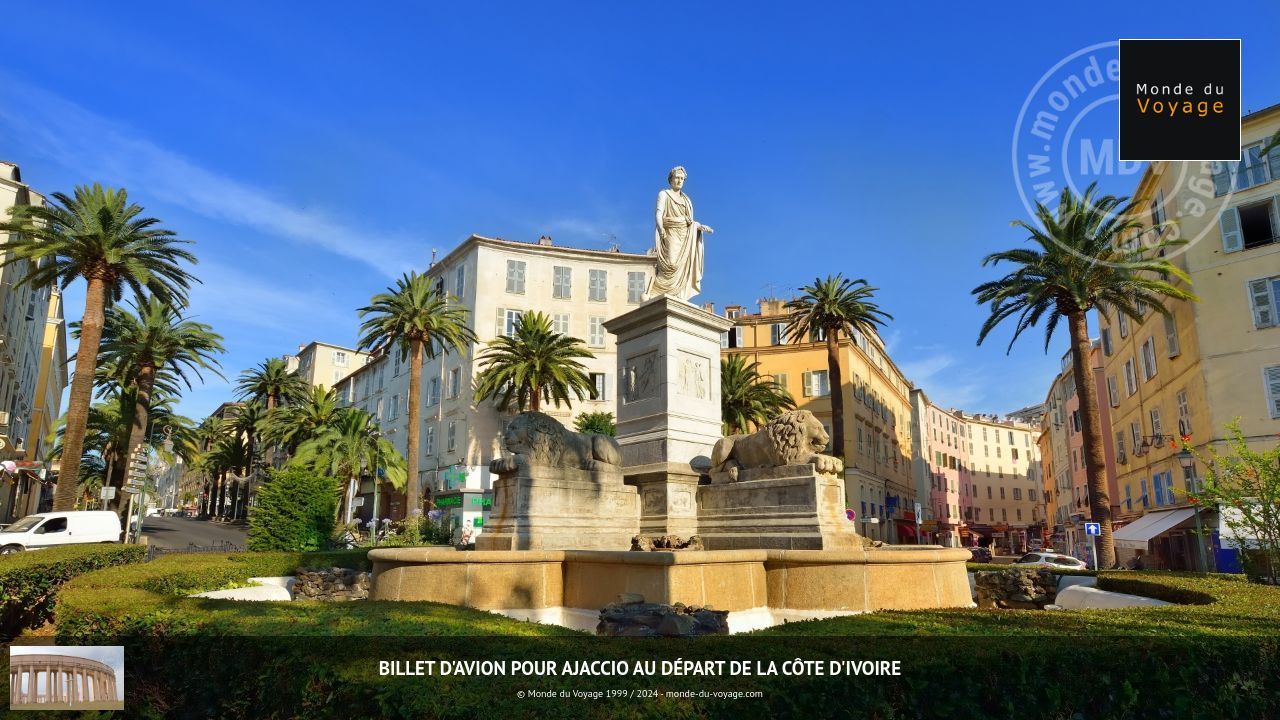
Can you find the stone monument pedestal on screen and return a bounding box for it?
[475,465,640,551]
[696,464,863,550]
[604,297,733,537]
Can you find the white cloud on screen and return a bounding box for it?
[0,76,414,277]
[186,261,353,336]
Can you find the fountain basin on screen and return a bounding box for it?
[369,545,972,631]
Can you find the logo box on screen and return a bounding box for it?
[1119,39,1240,161]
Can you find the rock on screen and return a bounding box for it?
[596,599,729,637]
[293,567,371,602]
[974,568,1058,610]
[630,534,704,551]
[618,593,646,605]
[657,613,699,637]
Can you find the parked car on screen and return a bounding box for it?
[1012,552,1088,570]
[969,547,993,563]
[0,511,123,553]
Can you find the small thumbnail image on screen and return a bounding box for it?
[9,645,124,711]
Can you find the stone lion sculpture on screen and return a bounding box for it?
[489,411,623,474]
[710,410,844,481]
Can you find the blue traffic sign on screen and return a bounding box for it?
[1085,522,1101,536]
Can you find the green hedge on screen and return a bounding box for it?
[50,558,1280,719]
[0,543,145,640]
[248,467,339,551]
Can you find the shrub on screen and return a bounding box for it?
[0,543,145,639]
[248,467,338,551]
[573,411,616,436]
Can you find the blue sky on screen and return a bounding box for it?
[2,2,1278,421]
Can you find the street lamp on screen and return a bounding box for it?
[1178,447,1208,573]
[369,429,382,546]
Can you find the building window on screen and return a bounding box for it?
[1123,358,1137,395]
[1213,143,1279,196]
[802,370,830,397]
[770,323,787,345]
[1117,313,1129,338]
[1012,448,1019,461]
[627,272,646,303]
[447,420,457,452]
[1176,390,1191,435]
[589,372,608,401]
[1130,421,1142,453]
[553,313,570,336]
[1013,488,1022,501]
[425,426,436,456]
[1100,327,1113,356]
[389,394,399,420]
[1248,276,1280,329]
[454,265,466,298]
[1124,484,1132,511]
[987,486,992,499]
[588,269,607,301]
[1220,196,1280,253]
[1140,337,1158,381]
[553,266,572,299]
[428,377,440,406]
[1029,489,1036,501]
[505,260,526,294]
[999,487,1005,500]
[1163,314,1180,357]
[1116,431,1127,462]
[1266,365,1280,419]
[496,308,523,337]
[773,372,788,392]
[589,316,606,348]
[448,367,461,399]
[333,351,348,366]
[1140,478,1149,508]
[1154,473,1165,506]
[1106,375,1119,407]
[809,327,826,343]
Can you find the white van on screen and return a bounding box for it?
[0,511,123,553]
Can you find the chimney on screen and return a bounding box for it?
[298,344,305,352]
[538,235,553,246]
[701,302,715,314]
[430,248,438,267]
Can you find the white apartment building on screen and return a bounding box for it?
[0,162,64,521]
[334,234,656,524]
[286,341,369,391]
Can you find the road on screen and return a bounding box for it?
[140,516,247,550]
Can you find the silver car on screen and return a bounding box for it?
[1012,552,1089,570]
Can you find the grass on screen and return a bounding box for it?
[45,552,1280,719]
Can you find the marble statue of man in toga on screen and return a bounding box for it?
[646,166,714,302]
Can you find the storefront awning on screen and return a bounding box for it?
[1112,508,1196,549]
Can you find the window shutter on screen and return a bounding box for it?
[1164,314,1180,357]
[1266,366,1280,419]
[1269,147,1280,184]
[1107,376,1119,407]
[802,371,812,397]
[1249,279,1275,328]
[1154,475,1165,505]
[495,308,506,337]
[1220,208,1243,253]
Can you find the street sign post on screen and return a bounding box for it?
[100,486,117,501]
[1085,522,1101,569]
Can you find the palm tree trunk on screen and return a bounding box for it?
[529,382,541,413]
[406,338,423,517]
[1069,309,1115,568]
[54,277,108,511]
[825,331,845,459]
[116,364,157,511]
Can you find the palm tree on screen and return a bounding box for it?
[973,183,1197,569]
[292,408,407,524]
[236,358,307,412]
[357,271,474,517]
[227,401,267,475]
[720,355,797,435]
[474,311,595,413]
[784,275,893,460]
[96,297,223,506]
[263,386,343,456]
[1,184,197,510]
